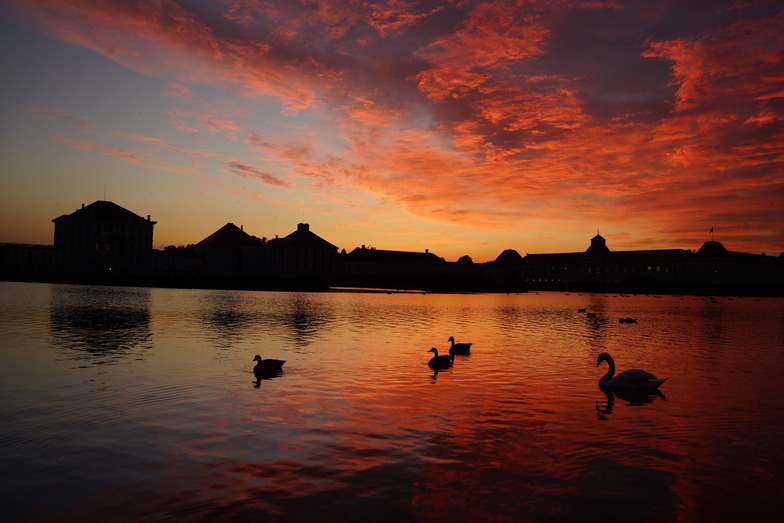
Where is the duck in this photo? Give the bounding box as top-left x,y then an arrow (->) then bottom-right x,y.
253,354 -> 286,380
577,308 -> 586,313
619,317 -> 637,323
447,336 -> 472,355
428,348 -> 454,369
596,352 -> 667,391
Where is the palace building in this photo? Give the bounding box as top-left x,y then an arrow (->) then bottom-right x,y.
1,200 -> 782,294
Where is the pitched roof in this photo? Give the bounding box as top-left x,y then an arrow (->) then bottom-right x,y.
695,241 -> 727,257
53,200 -> 154,224
267,223 -> 337,250
494,249 -> 524,264
197,223 -> 260,246
695,241 -> 768,264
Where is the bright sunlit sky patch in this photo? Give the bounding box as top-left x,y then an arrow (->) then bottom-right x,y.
1,0 -> 782,261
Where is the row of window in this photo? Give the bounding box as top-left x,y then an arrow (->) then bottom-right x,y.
521,264 -> 726,276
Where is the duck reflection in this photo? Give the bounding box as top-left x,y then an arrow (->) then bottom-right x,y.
50,284 -> 151,364
595,388 -> 666,420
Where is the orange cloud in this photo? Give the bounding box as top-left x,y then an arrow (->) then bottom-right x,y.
5,0 -> 783,255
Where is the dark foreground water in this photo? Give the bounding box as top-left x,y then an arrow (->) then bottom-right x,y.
1,282 -> 783,522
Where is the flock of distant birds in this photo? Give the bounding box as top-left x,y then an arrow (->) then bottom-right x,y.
252,309 -> 667,391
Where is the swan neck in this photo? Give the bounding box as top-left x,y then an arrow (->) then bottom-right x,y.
601,358 -> 615,382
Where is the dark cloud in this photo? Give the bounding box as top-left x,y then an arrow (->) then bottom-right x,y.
222,159 -> 291,188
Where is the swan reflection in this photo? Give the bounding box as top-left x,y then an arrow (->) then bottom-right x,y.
595,388 -> 666,420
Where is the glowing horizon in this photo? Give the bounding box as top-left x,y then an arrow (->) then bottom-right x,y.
0,1 -> 782,262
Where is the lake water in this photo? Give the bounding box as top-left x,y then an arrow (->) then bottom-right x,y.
1,282 -> 783,522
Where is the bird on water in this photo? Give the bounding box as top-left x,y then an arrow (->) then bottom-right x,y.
447,336 -> 472,355
596,352 -> 667,391
428,348 -> 454,369
253,354 -> 286,382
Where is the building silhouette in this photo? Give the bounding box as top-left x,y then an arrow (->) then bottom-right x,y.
1,200 -> 782,294
502,233 -> 783,291
52,200 -> 156,276
195,223 -> 264,279
267,223 -> 338,282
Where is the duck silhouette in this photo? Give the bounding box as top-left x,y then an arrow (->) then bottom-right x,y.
596,352 -> 667,391
447,336 -> 472,355
428,348 -> 454,369
253,354 -> 286,382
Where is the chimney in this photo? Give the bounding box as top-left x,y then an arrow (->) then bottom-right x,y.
297,223 -> 309,232
240,224 -> 243,231
425,249 -> 429,253
81,203 -> 85,209
147,215 -> 151,221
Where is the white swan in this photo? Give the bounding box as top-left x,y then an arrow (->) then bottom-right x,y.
596,352 -> 667,391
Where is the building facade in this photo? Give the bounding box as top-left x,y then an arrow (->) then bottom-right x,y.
506,234 -> 784,291
52,200 -> 157,275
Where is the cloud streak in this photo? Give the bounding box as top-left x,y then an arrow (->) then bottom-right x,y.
222,160 -> 291,189
30,108 -> 95,133
53,136 -> 198,175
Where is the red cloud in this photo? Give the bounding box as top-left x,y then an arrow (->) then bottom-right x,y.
6,0 -> 783,254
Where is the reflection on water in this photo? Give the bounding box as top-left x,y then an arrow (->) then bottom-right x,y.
199,290 -> 258,350
50,285 -> 152,364
275,292 -> 336,348
1,283 -> 784,521
595,388 -> 666,420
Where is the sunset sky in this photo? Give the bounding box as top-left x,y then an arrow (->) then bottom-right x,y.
1,0 -> 782,262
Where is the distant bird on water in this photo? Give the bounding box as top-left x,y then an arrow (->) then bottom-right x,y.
596,352 -> 667,391
253,354 -> 286,381
448,336 -> 472,355
428,348 -> 454,369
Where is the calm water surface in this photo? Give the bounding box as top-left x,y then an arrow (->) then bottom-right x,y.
1,282 -> 783,521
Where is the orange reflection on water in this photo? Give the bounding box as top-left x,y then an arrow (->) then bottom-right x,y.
2,284 -> 784,520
